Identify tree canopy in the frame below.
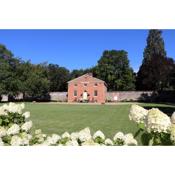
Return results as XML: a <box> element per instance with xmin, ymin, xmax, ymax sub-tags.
<box><xmin>94</xmin><ymin>50</ymin><xmax>135</xmax><ymax>91</ymax></box>
<box><xmin>136</xmin><ymin>30</ymin><xmax>174</xmax><ymax>91</ymax></box>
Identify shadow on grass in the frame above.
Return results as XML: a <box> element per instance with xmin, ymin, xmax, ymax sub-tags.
<box><xmin>142</xmin><ymin>105</ymin><xmax>175</xmax><ymax>116</ymax></box>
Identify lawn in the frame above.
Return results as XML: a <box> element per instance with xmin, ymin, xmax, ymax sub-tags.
<box><xmin>23</xmin><ymin>102</ymin><xmax>175</xmax><ymax>143</ymax></box>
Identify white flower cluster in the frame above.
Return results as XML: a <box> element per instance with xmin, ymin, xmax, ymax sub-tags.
<box><xmin>93</xmin><ymin>130</ymin><xmax>105</xmax><ymax>140</ymax></box>
<box><xmin>129</xmin><ymin>104</ymin><xmax>175</xmax><ymax>145</ymax></box>
<box><xmin>170</xmin><ymin>124</ymin><xmax>175</xmax><ymax>143</ymax></box>
<box><xmin>113</xmin><ymin>132</ymin><xmax>137</xmax><ymax>146</ymax></box>
<box><xmin>7</xmin><ymin>124</ymin><xmax>20</xmax><ymax>135</ymax></box>
<box><xmin>129</xmin><ymin>105</ymin><xmax>148</xmax><ymax>124</ymax></box>
<box><xmin>145</xmin><ymin>108</ymin><xmax>171</xmax><ymax>133</ymax></box>
<box><xmin>21</xmin><ymin>121</ymin><xmax>33</xmax><ymax>132</ymax></box>
<box><xmin>0</xmin><ymin>103</ymin><xmax>32</xmax><ymax>146</ymax></box>
<box><xmin>2</xmin><ymin>103</ymin><xmax>25</xmax><ymax>114</ymax></box>
<box><xmin>171</xmin><ymin>112</ymin><xmax>175</xmax><ymax>124</ymax></box>
<box><xmin>129</xmin><ymin>105</ymin><xmax>172</xmax><ymax>133</ymax></box>
<box><xmin>170</xmin><ymin>112</ymin><xmax>175</xmax><ymax>143</ymax></box>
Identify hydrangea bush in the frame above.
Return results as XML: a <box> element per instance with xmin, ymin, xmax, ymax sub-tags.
<box><xmin>0</xmin><ymin>103</ymin><xmax>137</xmax><ymax>146</ymax></box>
<box><xmin>129</xmin><ymin>104</ymin><xmax>175</xmax><ymax>145</ymax></box>
<box><xmin>0</xmin><ymin>103</ymin><xmax>174</xmax><ymax>146</ymax></box>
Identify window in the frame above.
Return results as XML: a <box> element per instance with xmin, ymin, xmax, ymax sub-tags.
<box><xmin>84</xmin><ymin>83</ymin><xmax>87</xmax><ymax>87</ymax></box>
<box><xmin>94</xmin><ymin>83</ymin><xmax>98</xmax><ymax>86</ymax></box>
<box><xmin>74</xmin><ymin>83</ymin><xmax>77</xmax><ymax>86</ymax></box>
<box><xmin>74</xmin><ymin>90</ymin><xmax>77</xmax><ymax>96</ymax></box>
<box><xmin>94</xmin><ymin>90</ymin><xmax>98</xmax><ymax>96</ymax></box>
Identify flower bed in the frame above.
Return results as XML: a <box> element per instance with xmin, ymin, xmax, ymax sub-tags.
<box><xmin>0</xmin><ymin>103</ymin><xmax>174</xmax><ymax>146</ymax></box>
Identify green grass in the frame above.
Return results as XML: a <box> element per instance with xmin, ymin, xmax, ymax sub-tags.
<box><xmin>23</xmin><ymin>102</ymin><xmax>175</xmax><ymax>143</ymax></box>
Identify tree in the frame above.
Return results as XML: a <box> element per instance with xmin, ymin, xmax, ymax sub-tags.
<box><xmin>70</xmin><ymin>69</ymin><xmax>90</xmax><ymax>79</ymax></box>
<box><xmin>47</xmin><ymin>64</ymin><xmax>70</xmax><ymax>91</ymax></box>
<box><xmin>143</xmin><ymin>30</ymin><xmax>166</xmax><ymax>63</ymax></box>
<box><xmin>24</xmin><ymin>64</ymin><xmax>50</xmax><ymax>101</ymax></box>
<box><xmin>0</xmin><ymin>45</ymin><xmax>22</xmax><ymax>99</ymax></box>
<box><xmin>166</xmin><ymin>58</ymin><xmax>175</xmax><ymax>90</ymax></box>
<box><xmin>95</xmin><ymin>50</ymin><xmax>135</xmax><ymax>91</ymax></box>
<box><xmin>0</xmin><ymin>44</ymin><xmax>13</xmax><ymax>59</ymax></box>
<box><xmin>137</xmin><ymin>54</ymin><xmax>174</xmax><ymax>91</ymax></box>
<box><xmin>136</xmin><ymin>30</ymin><xmax>168</xmax><ymax>90</ymax></box>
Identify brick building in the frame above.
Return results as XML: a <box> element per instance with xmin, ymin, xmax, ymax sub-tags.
<box><xmin>68</xmin><ymin>73</ymin><xmax>107</xmax><ymax>103</ymax></box>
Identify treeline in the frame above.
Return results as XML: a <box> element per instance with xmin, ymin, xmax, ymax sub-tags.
<box><xmin>0</xmin><ymin>29</ymin><xmax>175</xmax><ymax>101</ymax></box>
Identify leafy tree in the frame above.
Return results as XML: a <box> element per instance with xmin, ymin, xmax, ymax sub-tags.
<box><xmin>136</xmin><ymin>30</ymin><xmax>168</xmax><ymax>90</ymax></box>
<box><xmin>0</xmin><ymin>45</ymin><xmax>22</xmax><ymax>99</ymax></box>
<box><xmin>0</xmin><ymin>57</ymin><xmax>10</xmax><ymax>95</ymax></box>
<box><xmin>24</xmin><ymin>64</ymin><xmax>50</xmax><ymax>101</ymax></box>
<box><xmin>70</xmin><ymin>69</ymin><xmax>90</xmax><ymax>79</ymax></box>
<box><xmin>47</xmin><ymin>64</ymin><xmax>70</xmax><ymax>91</ymax></box>
<box><xmin>95</xmin><ymin>50</ymin><xmax>135</xmax><ymax>91</ymax></box>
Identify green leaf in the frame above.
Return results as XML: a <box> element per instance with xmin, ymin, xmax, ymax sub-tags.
<box><xmin>138</xmin><ymin>123</ymin><xmax>145</xmax><ymax>130</ymax></box>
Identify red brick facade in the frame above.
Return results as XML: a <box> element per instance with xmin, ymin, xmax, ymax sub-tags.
<box><xmin>68</xmin><ymin>73</ymin><xmax>107</xmax><ymax>103</ymax></box>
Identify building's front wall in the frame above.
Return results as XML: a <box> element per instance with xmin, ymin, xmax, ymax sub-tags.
<box><xmin>68</xmin><ymin>75</ymin><xmax>106</xmax><ymax>103</ymax></box>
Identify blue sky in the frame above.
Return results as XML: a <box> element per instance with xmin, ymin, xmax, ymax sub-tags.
<box><xmin>0</xmin><ymin>29</ymin><xmax>174</xmax><ymax>72</ymax></box>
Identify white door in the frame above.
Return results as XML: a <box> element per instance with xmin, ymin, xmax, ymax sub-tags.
<box><xmin>83</xmin><ymin>91</ymin><xmax>88</xmax><ymax>100</ymax></box>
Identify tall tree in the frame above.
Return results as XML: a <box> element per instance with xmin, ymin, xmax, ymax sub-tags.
<box><xmin>136</xmin><ymin>30</ymin><xmax>168</xmax><ymax>90</ymax></box>
<box><xmin>143</xmin><ymin>30</ymin><xmax>166</xmax><ymax>63</ymax></box>
<box><xmin>95</xmin><ymin>50</ymin><xmax>135</xmax><ymax>91</ymax></box>
<box><xmin>47</xmin><ymin>64</ymin><xmax>70</xmax><ymax>91</ymax></box>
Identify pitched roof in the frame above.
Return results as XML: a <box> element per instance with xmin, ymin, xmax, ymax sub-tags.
<box><xmin>67</xmin><ymin>73</ymin><xmax>105</xmax><ymax>84</ymax></box>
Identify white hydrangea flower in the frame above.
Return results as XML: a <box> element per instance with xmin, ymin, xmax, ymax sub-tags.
<box><xmin>21</xmin><ymin>121</ymin><xmax>33</xmax><ymax>132</ymax></box>
<box><xmin>3</xmin><ymin>103</ymin><xmax>25</xmax><ymax>114</ymax></box>
<box><xmin>170</xmin><ymin>124</ymin><xmax>175</xmax><ymax>143</ymax></box>
<box><xmin>0</xmin><ymin>138</ymin><xmax>4</xmax><ymax>146</ymax></box>
<box><xmin>93</xmin><ymin>130</ymin><xmax>105</xmax><ymax>140</ymax></box>
<box><xmin>46</xmin><ymin>134</ymin><xmax>61</xmax><ymax>145</ymax></box>
<box><xmin>62</xmin><ymin>132</ymin><xmax>70</xmax><ymax>139</ymax></box>
<box><xmin>34</xmin><ymin>130</ymin><xmax>47</xmax><ymax>143</ymax></box>
<box><xmin>171</xmin><ymin>112</ymin><xmax>175</xmax><ymax>124</ymax></box>
<box><xmin>81</xmin><ymin>139</ymin><xmax>100</xmax><ymax>146</ymax></box>
<box><xmin>129</xmin><ymin>105</ymin><xmax>148</xmax><ymax>124</ymax></box>
<box><xmin>70</xmin><ymin>132</ymin><xmax>79</xmax><ymax>141</ymax></box>
<box><xmin>20</xmin><ymin>132</ymin><xmax>32</xmax><ymax>145</ymax></box>
<box><xmin>22</xmin><ymin>111</ymin><xmax>30</xmax><ymax>119</ymax></box>
<box><xmin>21</xmin><ymin>137</ymin><xmax>30</xmax><ymax>145</ymax></box>
<box><xmin>105</xmin><ymin>138</ymin><xmax>114</xmax><ymax>146</ymax></box>
<box><xmin>10</xmin><ymin>135</ymin><xmax>23</xmax><ymax>146</ymax></box>
<box><xmin>7</xmin><ymin>124</ymin><xmax>20</xmax><ymax>135</ymax></box>
<box><xmin>0</xmin><ymin>106</ymin><xmax>7</xmax><ymax>116</ymax></box>
<box><xmin>65</xmin><ymin>140</ymin><xmax>79</xmax><ymax>146</ymax></box>
<box><xmin>78</xmin><ymin>127</ymin><xmax>92</xmax><ymax>142</ymax></box>
<box><xmin>35</xmin><ymin>129</ymin><xmax>42</xmax><ymax>135</ymax></box>
<box><xmin>39</xmin><ymin>140</ymin><xmax>51</xmax><ymax>146</ymax></box>
<box><xmin>145</xmin><ymin>108</ymin><xmax>171</xmax><ymax>133</ymax></box>
<box><xmin>113</xmin><ymin>132</ymin><xmax>125</xmax><ymax>142</ymax></box>
<box><xmin>123</xmin><ymin>133</ymin><xmax>137</xmax><ymax>146</ymax></box>
<box><xmin>0</xmin><ymin>127</ymin><xmax>7</xmax><ymax>137</ymax></box>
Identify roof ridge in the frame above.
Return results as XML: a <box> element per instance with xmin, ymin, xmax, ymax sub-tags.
<box><xmin>67</xmin><ymin>73</ymin><xmax>104</xmax><ymax>83</ymax></box>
